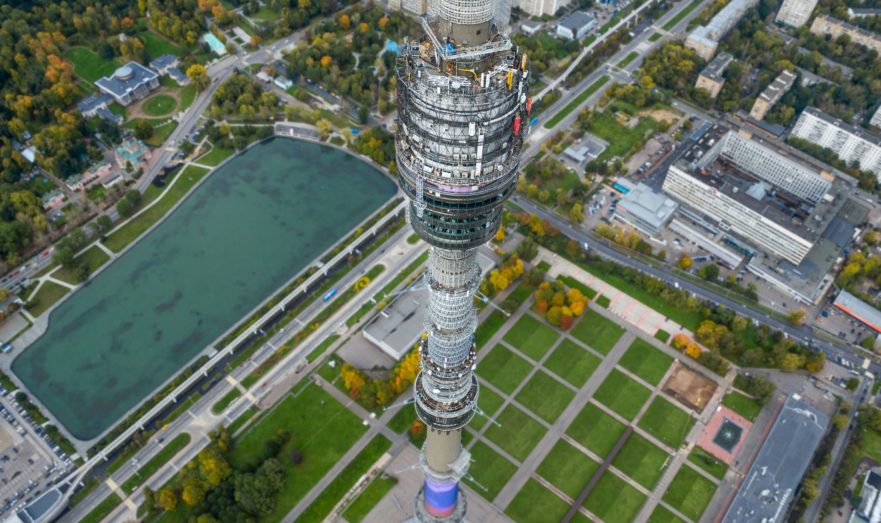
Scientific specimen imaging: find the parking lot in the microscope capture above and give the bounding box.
[0,391,72,518]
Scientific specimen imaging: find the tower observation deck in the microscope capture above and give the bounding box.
[395,0,531,519]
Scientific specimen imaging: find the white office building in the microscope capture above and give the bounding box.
[775,0,818,27]
[790,107,881,179]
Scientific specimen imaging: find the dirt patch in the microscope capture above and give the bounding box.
[663,362,717,413]
[638,108,681,124]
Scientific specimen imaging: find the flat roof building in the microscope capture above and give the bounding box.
[695,52,733,98]
[834,290,881,333]
[790,106,881,179]
[148,54,179,75]
[750,70,796,121]
[95,62,159,106]
[555,11,597,40]
[686,0,759,59]
[722,395,829,523]
[811,15,881,54]
[850,470,881,523]
[613,183,678,236]
[775,0,818,27]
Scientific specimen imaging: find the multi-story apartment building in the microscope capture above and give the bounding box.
[695,52,734,98]
[790,106,881,178]
[686,0,759,59]
[749,70,796,121]
[775,0,818,27]
[810,15,881,54]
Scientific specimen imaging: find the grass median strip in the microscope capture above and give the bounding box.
[543,75,610,129]
[80,492,122,523]
[211,388,243,414]
[105,165,211,253]
[663,0,702,30]
[121,432,192,493]
[618,51,639,67]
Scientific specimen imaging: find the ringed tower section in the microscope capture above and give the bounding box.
[395,0,531,519]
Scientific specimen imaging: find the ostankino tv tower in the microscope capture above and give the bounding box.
[394,0,531,518]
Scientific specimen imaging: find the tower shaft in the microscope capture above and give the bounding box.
[395,0,530,519]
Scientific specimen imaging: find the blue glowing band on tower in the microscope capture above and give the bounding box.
[424,479,458,517]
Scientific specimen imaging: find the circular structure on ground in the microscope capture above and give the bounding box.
[142,94,178,117]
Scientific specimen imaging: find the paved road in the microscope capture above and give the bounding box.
[509,195,878,377]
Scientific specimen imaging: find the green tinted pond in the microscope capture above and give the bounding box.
[12,138,396,440]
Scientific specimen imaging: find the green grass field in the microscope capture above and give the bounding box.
[861,426,881,463]
[479,344,533,394]
[27,281,70,317]
[484,405,547,461]
[584,471,646,523]
[566,402,627,458]
[506,478,572,522]
[475,310,508,348]
[593,370,651,421]
[722,391,763,421]
[52,245,110,284]
[618,338,673,386]
[648,505,686,523]
[230,384,367,522]
[465,441,517,500]
[537,440,600,498]
[688,448,727,479]
[587,111,661,162]
[64,46,120,82]
[543,75,610,129]
[503,314,559,360]
[662,465,717,521]
[139,30,183,59]
[342,474,397,523]
[105,165,210,252]
[638,396,695,448]
[179,84,197,110]
[142,94,178,117]
[612,433,669,489]
[543,338,601,387]
[571,309,625,354]
[196,146,235,167]
[471,385,505,430]
[516,370,575,423]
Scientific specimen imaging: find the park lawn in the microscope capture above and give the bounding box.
[484,405,548,461]
[618,338,673,386]
[722,391,763,421]
[342,474,397,523]
[143,94,178,117]
[566,402,627,458]
[388,405,417,434]
[688,448,727,480]
[661,465,717,521]
[583,471,646,523]
[230,384,367,522]
[861,426,881,463]
[196,146,235,167]
[479,344,533,394]
[53,245,110,284]
[571,308,625,354]
[27,281,70,317]
[537,440,600,499]
[588,110,660,162]
[296,435,392,522]
[105,165,211,253]
[505,478,572,523]
[139,30,183,59]
[465,441,517,501]
[543,338,601,387]
[471,386,504,430]
[80,492,122,523]
[515,370,575,423]
[611,433,669,489]
[648,505,686,523]
[638,397,695,449]
[593,370,651,421]
[475,310,508,348]
[179,84,197,111]
[64,46,120,83]
[503,314,559,360]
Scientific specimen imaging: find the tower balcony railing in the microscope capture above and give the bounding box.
[420,16,512,61]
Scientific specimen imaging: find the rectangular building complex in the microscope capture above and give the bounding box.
[686,0,759,59]
[775,0,818,27]
[811,15,881,54]
[834,290,881,333]
[750,70,796,121]
[790,106,881,179]
[695,52,733,98]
